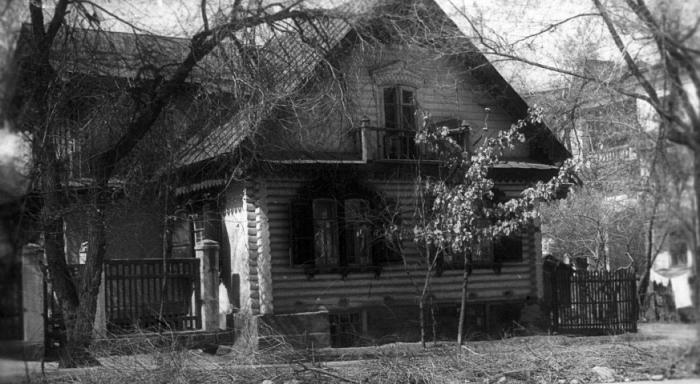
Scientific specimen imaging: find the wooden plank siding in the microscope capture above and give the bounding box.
[223,183,261,315]
[258,177,538,315]
[345,46,521,134]
[259,44,531,160]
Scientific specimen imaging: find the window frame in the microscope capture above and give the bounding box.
[493,233,524,263]
[382,85,418,159]
[343,198,372,266]
[289,196,400,275]
[313,198,340,266]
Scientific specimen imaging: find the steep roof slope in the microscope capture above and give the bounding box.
[180,0,570,167]
[14,0,570,169]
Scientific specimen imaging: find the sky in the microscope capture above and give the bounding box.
[78,0,653,91]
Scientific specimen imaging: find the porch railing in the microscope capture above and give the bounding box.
[361,125,470,161]
[365,127,441,160]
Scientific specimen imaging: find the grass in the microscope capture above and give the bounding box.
[26,324,698,384]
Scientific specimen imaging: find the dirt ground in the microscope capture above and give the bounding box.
[15,322,700,384]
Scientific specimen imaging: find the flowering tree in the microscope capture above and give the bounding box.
[413,108,576,344]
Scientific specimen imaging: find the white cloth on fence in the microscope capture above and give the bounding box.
[671,275,693,309]
[219,283,234,315]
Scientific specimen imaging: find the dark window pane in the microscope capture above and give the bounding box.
[344,199,369,220]
[402,89,414,104]
[494,234,522,262]
[313,199,339,265]
[344,199,370,265]
[401,105,415,130]
[384,105,397,129]
[290,201,314,265]
[384,87,397,104]
[384,87,398,129]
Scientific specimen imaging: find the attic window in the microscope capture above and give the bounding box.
[383,86,417,159]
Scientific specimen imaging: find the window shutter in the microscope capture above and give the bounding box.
[289,201,314,265]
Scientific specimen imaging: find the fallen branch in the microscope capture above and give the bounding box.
[461,344,483,355]
[295,362,361,384]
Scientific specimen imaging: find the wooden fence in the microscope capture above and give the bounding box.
[104,258,201,333]
[0,260,23,340]
[550,268,638,335]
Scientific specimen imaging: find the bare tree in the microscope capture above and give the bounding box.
[440,0,700,326]
[9,0,356,366]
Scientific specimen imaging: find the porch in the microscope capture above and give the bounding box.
[19,240,231,359]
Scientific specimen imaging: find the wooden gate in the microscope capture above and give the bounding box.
[550,268,638,335]
[104,258,201,333]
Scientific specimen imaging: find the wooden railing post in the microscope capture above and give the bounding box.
[195,240,219,331]
[21,243,44,355]
[360,116,369,162]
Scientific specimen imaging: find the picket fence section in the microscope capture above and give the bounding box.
[551,268,637,334]
[104,258,201,333]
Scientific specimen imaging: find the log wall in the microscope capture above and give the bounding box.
[257,177,538,314]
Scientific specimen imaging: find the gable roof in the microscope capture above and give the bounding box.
[180,0,570,167]
[176,1,373,167]
[15,0,569,170]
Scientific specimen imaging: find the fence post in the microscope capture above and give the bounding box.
[21,243,44,355]
[195,239,219,331]
[93,271,107,337]
[550,268,559,333]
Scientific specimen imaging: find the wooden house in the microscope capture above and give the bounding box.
[172,0,570,346]
[8,0,570,351]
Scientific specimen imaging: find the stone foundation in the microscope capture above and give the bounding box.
[235,300,526,349]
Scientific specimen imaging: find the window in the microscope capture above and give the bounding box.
[471,237,495,265]
[469,233,523,265]
[434,233,522,271]
[383,86,417,159]
[167,204,221,259]
[290,197,400,271]
[494,234,523,262]
[344,199,371,265]
[384,86,416,130]
[313,199,340,266]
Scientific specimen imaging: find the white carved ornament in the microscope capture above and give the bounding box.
[370,60,424,88]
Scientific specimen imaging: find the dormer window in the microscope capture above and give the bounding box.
[383,86,417,159]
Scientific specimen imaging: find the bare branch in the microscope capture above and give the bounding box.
[45,0,69,44]
[201,0,209,32]
[511,13,601,46]
[592,0,661,106]
[97,6,332,173]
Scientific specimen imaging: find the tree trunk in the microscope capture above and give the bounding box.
[419,248,433,348]
[694,151,700,323]
[457,260,469,345]
[419,296,425,348]
[56,177,109,367]
[638,209,656,312]
[430,295,437,344]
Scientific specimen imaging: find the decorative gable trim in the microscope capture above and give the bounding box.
[370,60,424,88]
